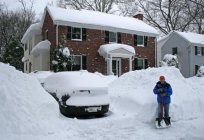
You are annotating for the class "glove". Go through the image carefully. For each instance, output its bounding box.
[158,88,164,93]
[160,93,166,96]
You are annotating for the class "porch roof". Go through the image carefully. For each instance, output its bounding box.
[98,43,135,59]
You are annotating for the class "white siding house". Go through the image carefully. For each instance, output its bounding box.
[157,31,204,77]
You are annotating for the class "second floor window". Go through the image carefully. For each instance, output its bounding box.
[134,35,148,46]
[195,46,204,56]
[67,26,86,41]
[72,27,82,40]
[109,32,117,43]
[105,31,121,43]
[172,47,178,55]
[137,36,144,46]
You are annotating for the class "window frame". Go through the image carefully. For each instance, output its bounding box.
[109,31,117,43]
[137,35,144,46]
[67,55,86,71]
[134,58,147,70]
[172,47,178,55]
[71,27,82,41]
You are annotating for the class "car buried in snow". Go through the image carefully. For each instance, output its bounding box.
[43,71,109,117]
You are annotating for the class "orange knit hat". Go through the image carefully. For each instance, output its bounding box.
[159,75,165,81]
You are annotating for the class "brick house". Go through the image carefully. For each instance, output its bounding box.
[21,6,158,76]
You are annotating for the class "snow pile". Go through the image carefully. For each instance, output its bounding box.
[160,54,179,68]
[196,66,204,77]
[29,71,54,84]
[31,40,50,55]
[109,67,204,122]
[0,63,58,137]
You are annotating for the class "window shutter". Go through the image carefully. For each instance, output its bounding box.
[145,59,148,69]
[202,47,204,56]
[195,46,198,55]
[67,26,71,40]
[134,58,138,70]
[82,56,87,70]
[134,35,137,46]
[105,31,109,43]
[144,36,148,46]
[82,28,86,41]
[117,32,121,43]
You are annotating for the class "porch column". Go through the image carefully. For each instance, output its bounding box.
[129,57,132,71]
[108,56,113,75]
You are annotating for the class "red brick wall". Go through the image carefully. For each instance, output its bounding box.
[42,10,156,75]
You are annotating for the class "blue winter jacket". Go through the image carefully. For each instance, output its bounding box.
[153,81,172,104]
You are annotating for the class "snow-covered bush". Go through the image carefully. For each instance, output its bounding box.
[196,66,204,77]
[52,35,71,72]
[160,54,179,68]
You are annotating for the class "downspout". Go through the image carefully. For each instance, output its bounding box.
[56,24,59,46]
[155,37,157,67]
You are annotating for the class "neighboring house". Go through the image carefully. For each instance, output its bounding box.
[157,31,204,77]
[21,6,158,76]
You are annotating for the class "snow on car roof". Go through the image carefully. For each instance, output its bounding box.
[44,71,109,97]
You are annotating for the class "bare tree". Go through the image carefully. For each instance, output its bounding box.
[0,1,35,70]
[57,0,121,13]
[185,0,204,33]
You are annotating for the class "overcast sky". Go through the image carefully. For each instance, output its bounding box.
[1,0,57,19]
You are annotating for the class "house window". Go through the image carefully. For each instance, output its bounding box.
[67,55,86,71]
[134,58,148,70]
[109,32,117,43]
[172,47,178,55]
[195,65,199,75]
[71,27,82,40]
[195,46,202,56]
[25,43,27,51]
[137,36,144,46]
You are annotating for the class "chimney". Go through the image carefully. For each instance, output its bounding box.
[133,12,143,20]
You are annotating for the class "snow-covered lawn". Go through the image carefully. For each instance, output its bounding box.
[0,62,204,140]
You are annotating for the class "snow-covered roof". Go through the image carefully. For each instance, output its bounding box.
[158,31,204,46]
[31,40,50,55]
[21,23,41,43]
[175,31,204,45]
[42,6,158,37]
[98,43,135,58]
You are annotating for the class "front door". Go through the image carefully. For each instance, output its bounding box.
[112,58,121,76]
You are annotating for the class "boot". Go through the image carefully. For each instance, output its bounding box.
[156,118,162,126]
[164,117,171,126]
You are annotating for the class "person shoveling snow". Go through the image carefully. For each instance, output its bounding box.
[153,75,173,128]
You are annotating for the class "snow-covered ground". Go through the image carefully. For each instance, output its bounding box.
[0,62,204,140]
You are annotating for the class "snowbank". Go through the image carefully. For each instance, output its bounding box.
[29,71,54,84]
[0,63,58,138]
[109,67,204,122]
